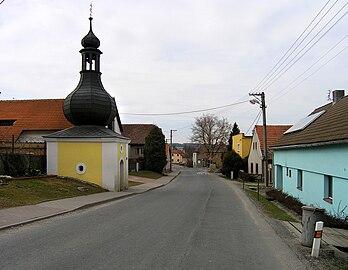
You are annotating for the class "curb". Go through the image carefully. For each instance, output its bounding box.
[0,171,180,231]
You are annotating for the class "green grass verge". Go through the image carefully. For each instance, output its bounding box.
[129,170,162,179]
[245,189,297,222]
[0,177,106,209]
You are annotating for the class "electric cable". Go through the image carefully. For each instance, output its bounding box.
[258,2,348,93]
[269,45,348,104]
[252,0,335,93]
[120,100,250,116]
[246,109,262,135]
[269,33,348,102]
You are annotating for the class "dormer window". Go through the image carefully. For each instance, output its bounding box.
[0,120,16,126]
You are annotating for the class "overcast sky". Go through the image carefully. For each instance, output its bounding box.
[0,0,347,143]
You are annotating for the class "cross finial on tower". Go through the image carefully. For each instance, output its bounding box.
[89,2,93,18]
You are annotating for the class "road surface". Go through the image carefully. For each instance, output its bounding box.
[0,167,306,269]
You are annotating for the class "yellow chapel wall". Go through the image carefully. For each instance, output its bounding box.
[57,142,103,186]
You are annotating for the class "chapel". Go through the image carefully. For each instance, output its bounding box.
[45,16,130,191]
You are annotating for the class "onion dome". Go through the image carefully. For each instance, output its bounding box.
[63,17,117,126]
[81,17,100,48]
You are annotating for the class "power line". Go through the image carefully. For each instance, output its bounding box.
[255,0,342,93]
[252,0,335,93]
[269,34,348,103]
[246,109,262,134]
[258,2,348,93]
[120,100,250,116]
[175,124,193,131]
[269,45,348,104]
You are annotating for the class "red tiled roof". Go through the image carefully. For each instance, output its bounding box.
[255,125,291,156]
[122,124,157,145]
[172,148,185,157]
[0,99,72,142]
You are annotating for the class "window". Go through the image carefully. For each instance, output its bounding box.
[256,163,259,174]
[276,165,283,190]
[251,163,254,174]
[324,175,333,203]
[137,148,143,155]
[76,163,86,175]
[237,143,240,152]
[0,120,16,126]
[297,170,303,190]
[289,169,292,178]
[253,142,257,150]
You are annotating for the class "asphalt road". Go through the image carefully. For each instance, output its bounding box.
[0,167,306,269]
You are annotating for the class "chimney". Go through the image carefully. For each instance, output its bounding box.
[332,89,345,105]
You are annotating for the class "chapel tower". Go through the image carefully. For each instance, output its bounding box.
[45,16,129,192]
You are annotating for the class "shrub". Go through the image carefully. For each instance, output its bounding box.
[221,150,243,179]
[266,189,348,229]
[144,126,167,173]
[0,154,27,177]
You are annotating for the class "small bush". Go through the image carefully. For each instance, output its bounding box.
[144,126,167,173]
[0,154,27,177]
[221,150,243,179]
[266,189,348,229]
[266,189,303,215]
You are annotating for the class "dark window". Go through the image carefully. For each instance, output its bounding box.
[297,170,303,190]
[251,163,254,174]
[324,175,333,203]
[256,163,259,174]
[0,120,16,126]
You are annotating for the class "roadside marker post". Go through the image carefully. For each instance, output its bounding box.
[311,221,324,258]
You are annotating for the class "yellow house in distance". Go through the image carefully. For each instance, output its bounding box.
[232,133,252,159]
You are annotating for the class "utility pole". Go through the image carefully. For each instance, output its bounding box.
[249,92,269,187]
[169,129,177,172]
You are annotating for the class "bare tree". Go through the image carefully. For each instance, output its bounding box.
[191,114,232,164]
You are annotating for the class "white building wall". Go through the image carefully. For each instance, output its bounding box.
[46,142,58,175]
[102,142,118,191]
[248,131,262,175]
[193,152,197,167]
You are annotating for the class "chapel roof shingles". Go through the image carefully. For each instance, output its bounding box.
[273,95,348,148]
[0,99,72,142]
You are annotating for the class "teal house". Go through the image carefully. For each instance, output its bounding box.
[272,90,348,216]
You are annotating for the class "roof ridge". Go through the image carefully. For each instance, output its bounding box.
[256,124,292,127]
[123,123,156,125]
[0,98,65,102]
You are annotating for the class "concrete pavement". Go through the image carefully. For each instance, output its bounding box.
[282,220,348,258]
[0,170,180,231]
